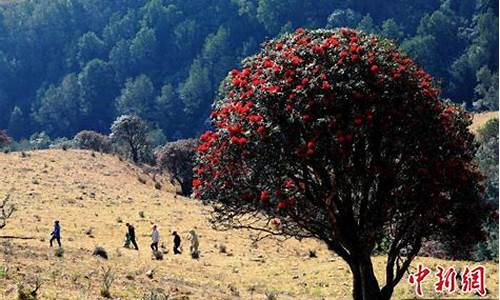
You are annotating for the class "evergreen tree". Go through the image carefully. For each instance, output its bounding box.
[326,9,362,29]
[129,26,157,74]
[76,32,106,67]
[179,58,211,132]
[155,83,181,137]
[78,59,117,132]
[7,106,25,139]
[109,39,132,83]
[357,14,378,33]
[102,10,139,46]
[115,74,155,118]
[473,67,499,111]
[34,74,82,137]
[380,19,403,41]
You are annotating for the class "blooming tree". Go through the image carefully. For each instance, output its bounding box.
[193,28,488,300]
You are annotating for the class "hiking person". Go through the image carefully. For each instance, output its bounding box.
[172,231,181,254]
[126,223,139,250]
[189,229,199,256]
[151,225,159,252]
[50,220,61,247]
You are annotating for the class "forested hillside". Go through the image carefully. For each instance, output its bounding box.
[0,0,497,141]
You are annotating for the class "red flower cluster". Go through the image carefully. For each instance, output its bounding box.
[198,131,219,152]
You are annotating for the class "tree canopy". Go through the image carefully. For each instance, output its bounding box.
[110,114,153,164]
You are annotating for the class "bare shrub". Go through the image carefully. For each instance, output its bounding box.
[92,246,108,259]
[142,288,170,300]
[308,249,317,258]
[0,129,11,148]
[17,277,42,300]
[110,115,154,164]
[73,130,112,153]
[154,182,162,190]
[99,267,114,298]
[265,290,278,300]
[156,139,197,196]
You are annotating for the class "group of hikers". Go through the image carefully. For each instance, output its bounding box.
[49,220,200,256]
[124,223,188,255]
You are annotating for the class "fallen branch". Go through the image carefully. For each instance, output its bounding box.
[0,235,36,240]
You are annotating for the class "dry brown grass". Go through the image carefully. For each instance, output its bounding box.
[0,149,497,299]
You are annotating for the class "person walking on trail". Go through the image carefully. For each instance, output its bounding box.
[126,223,139,250]
[50,220,61,247]
[172,231,181,254]
[151,225,160,252]
[189,229,199,256]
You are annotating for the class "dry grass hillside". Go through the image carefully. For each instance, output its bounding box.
[0,111,497,300]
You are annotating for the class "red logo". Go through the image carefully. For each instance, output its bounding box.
[408,264,486,297]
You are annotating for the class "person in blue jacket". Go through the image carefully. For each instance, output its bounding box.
[50,220,61,247]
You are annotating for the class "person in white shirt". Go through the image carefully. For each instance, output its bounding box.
[150,225,160,252]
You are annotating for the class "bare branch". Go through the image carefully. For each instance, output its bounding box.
[0,194,15,230]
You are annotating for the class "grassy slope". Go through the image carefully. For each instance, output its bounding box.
[0,112,497,300]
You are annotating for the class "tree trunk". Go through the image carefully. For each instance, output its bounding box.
[180,180,192,196]
[380,286,394,300]
[349,256,385,300]
[131,146,138,163]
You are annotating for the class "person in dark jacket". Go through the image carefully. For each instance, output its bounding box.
[126,223,139,250]
[50,220,61,247]
[172,231,181,254]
